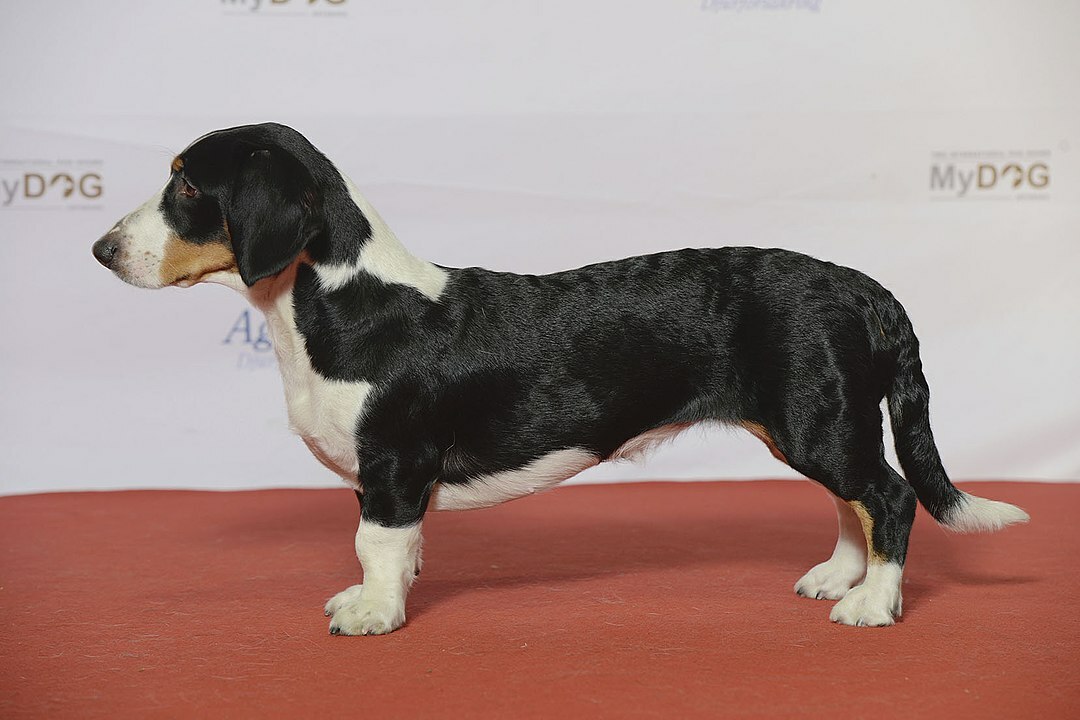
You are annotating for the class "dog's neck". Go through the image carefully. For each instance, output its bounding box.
[311,178,447,301]
[233,179,450,382]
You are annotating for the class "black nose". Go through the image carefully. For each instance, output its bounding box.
[93,234,119,268]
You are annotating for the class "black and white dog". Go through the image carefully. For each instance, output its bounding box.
[92,123,1028,635]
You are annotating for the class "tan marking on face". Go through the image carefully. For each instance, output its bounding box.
[741,421,789,465]
[171,156,184,173]
[160,235,237,286]
[849,501,887,563]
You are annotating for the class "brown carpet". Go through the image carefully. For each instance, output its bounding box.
[1,481,1076,719]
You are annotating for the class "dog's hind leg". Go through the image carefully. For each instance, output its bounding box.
[763,405,916,626]
[794,494,867,600]
[743,421,871,602]
[824,460,916,627]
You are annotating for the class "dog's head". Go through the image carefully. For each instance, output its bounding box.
[92,122,332,289]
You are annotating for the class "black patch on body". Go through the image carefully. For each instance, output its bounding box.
[294,243,914,549]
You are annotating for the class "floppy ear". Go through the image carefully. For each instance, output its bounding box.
[227,148,314,287]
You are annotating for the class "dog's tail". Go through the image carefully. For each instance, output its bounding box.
[882,303,1029,533]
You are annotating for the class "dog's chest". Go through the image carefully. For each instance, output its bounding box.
[262,292,371,487]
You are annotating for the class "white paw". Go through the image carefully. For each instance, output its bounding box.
[829,582,901,627]
[324,584,365,617]
[794,558,865,600]
[326,585,406,636]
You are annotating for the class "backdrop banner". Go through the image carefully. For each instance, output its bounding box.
[2,1,1077,494]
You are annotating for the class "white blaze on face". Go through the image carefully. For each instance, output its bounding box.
[109,184,173,289]
[105,181,238,290]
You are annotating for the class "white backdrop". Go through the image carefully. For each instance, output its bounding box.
[1,0,1077,494]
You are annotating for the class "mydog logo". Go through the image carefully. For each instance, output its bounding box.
[221,0,348,16]
[0,159,104,210]
[223,309,277,371]
[929,150,1051,200]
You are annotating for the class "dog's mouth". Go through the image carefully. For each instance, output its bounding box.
[170,274,197,288]
[169,263,239,288]
[108,262,165,290]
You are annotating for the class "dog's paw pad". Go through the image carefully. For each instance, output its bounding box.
[794,558,865,601]
[829,583,900,627]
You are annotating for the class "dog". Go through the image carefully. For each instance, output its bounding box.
[92,123,1029,635]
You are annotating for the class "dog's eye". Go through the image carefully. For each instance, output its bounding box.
[180,179,199,198]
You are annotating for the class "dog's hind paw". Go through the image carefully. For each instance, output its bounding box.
[828,582,900,627]
[794,557,864,601]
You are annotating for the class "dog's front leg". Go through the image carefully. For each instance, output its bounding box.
[325,458,430,636]
[325,518,422,635]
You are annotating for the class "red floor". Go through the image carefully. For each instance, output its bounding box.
[1,481,1077,719]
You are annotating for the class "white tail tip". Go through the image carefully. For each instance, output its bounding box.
[943,491,1030,533]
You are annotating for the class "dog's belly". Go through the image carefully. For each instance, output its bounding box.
[430,448,599,510]
[609,422,695,462]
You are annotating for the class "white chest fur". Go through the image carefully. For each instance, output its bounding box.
[257,281,371,489]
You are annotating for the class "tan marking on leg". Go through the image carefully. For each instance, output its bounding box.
[160,235,237,286]
[171,156,184,173]
[848,500,887,563]
[741,421,789,464]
